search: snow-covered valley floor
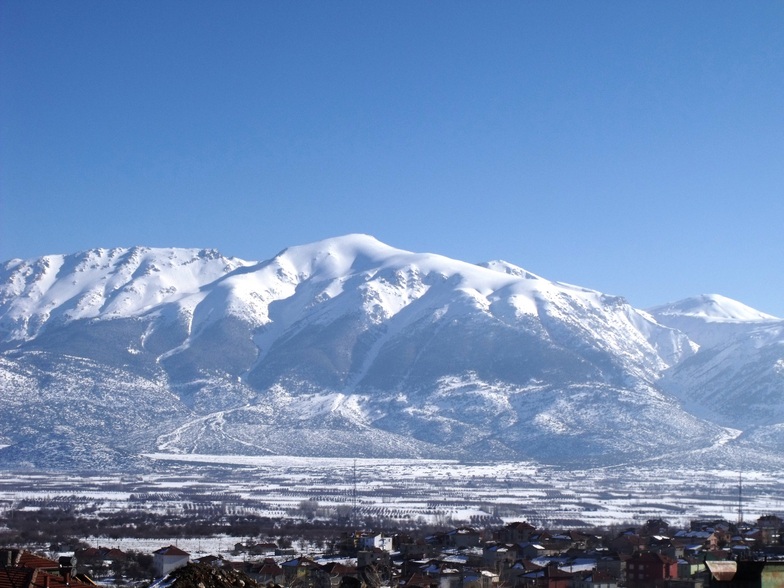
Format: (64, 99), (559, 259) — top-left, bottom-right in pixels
(1, 455), (781, 552)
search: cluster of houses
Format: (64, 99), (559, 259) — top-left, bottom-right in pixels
(0, 549), (94, 588)
(2, 515), (783, 588)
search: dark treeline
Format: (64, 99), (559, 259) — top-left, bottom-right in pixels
(0, 504), (456, 553)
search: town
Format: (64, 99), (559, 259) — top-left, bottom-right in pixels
(2, 511), (783, 588)
(2, 459), (783, 588)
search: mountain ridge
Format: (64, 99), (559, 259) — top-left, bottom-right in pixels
(1, 235), (782, 471)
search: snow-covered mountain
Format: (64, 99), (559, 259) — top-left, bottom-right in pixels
(649, 294), (779, 349)
(650, 295), (784, 443)
(0, 235), (781, 470)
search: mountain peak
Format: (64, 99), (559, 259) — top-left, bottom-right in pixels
(649, 293), (779, 323)
(269, 234), (413, 281)
(278, 234), (408, 259)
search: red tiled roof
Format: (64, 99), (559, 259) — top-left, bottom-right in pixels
(153, 545), (190, 557)
(30, 570), (92, 588)
(15, 555), (58, 571)
(543, 564), (573, 578)
(321, 562), (356, 576)
(104, 549), (126, 560)
(508, 522), (535, 530)
(0, 567), (92, 588)
(76, 547), (125, 561)
(255, 561), (283, 576)
(75, 549), (99, 559)
(0, 567), (35, 588)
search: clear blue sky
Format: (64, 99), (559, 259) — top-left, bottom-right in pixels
(2, 1), (783, 316)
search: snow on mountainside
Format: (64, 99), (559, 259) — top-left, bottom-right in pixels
(649, 294), (784, 451)
(649, 294), (780, 348)
(0, 235), (781, 470)
(651, 293), (778, 323)
(0, 246), (252, 342)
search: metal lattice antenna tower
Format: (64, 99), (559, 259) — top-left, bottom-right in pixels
(352, 458), (358, 527)
(738, 471), (744, 525)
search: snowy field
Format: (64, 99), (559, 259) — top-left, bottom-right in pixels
(1, 455), (782, 542)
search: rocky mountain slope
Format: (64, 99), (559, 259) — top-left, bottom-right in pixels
(0, 235), (781, 470)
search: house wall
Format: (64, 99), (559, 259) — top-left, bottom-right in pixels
(627, 554), (677, 588)
(678, 562), (706, 578)
(439, 574), (461, 588)
(574, 579), (618, 588)
(450, 533), (480, 549)
(359, 534), (394, 552)
(154, 554), (189, 576)
(761, 564), (784, 588)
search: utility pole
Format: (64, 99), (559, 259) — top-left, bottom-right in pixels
(352, 458), (358, 528)
(737, 471), (743, 525)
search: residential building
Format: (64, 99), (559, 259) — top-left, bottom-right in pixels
(626, 551), (678, 588)
(152, 545), (190, 577)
